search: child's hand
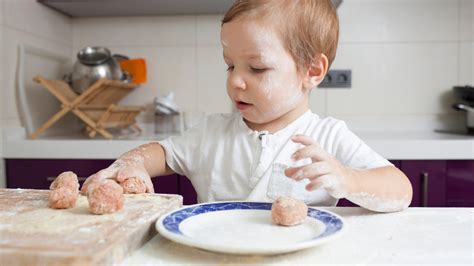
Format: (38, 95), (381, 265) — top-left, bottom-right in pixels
(284, 134), (356, 199)
(81, 160), (154, 193)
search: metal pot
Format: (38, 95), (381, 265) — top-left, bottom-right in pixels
(453, 85), (474, 103)
(452, 103), (474, 134)
(66, 47), (126, 94)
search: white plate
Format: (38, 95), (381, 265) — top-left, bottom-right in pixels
(156, 201), (345, 255)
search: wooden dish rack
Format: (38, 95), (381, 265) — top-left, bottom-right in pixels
(31, 76), (145, 139)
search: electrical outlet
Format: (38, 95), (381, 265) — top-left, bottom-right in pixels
(318, 69), (351, 89)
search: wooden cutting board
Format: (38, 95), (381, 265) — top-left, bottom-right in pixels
(0, 188), (182, 266)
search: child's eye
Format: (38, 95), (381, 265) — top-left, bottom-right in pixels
(250, 67), (267, 73)
(226, 65), (234, 72)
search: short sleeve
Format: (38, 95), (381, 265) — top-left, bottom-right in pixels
(158, 120), (206, 177)
(331, 122), (392, 169)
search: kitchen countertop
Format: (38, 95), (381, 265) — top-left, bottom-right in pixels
(2, 127), (474, 159)
(120, 207), (473, 265)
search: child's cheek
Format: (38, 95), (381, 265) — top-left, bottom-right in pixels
(261, 74), (275, 100)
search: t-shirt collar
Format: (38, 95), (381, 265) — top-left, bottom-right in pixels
(237, 110), (316, 137)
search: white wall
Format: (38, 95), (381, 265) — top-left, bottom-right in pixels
(0, 0), (73, 187)
(1, 0), (73, 127)
(0, 0), (5, 188)
(73, 15), (231, 126)
(0, 0), (471, 131)
(0, 0), (471, 187)
(328, 0), (473, 131)
(71, 0), (474, 132)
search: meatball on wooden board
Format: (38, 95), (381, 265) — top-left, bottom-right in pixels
(0, 189), (182, 266)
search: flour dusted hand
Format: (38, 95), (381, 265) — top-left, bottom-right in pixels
(271, 196), (308, 226)
(285, 134), (356, 199)
(81, 151), (154, 194)
(87, 180), (124, 214)
(48, 171), (80, 209)
(120, 177), (147, 194)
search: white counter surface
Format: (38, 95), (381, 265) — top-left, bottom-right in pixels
(120, 207), (473, 265)
(2, 128), (474, 159)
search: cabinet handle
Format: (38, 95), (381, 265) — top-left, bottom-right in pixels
(420, 172), (429, 207)
(46, 176), (88, 182)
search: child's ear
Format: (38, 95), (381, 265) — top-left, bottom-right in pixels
(303, 54), (329, 90)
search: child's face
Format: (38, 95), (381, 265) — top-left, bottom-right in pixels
(221, 18), (309, 127)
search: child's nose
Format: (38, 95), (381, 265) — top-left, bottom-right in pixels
(227, 72), (247, 91)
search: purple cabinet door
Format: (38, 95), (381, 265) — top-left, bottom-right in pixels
(6, 159), (180, 195)
(337, 160), (401, 207)
(400, 160), (446, 207)
(6, 159), (113, 189)
(446, 160), (474, 207)
(151, 174), (179, 194)
(178, 175), (197, 205)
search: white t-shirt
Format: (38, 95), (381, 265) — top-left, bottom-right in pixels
(159, 110), (391, 206)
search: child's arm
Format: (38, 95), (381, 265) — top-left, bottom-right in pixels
(285, 135), (413, 212)
(81, 142), (173, 193)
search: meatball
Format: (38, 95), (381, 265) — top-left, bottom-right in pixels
(120, 177), (147, 194)
(87, 180), (124, 214)
(271, 196), (308, 226)
(48, 171), (80, 209)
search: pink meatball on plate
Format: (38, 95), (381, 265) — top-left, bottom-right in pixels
(271, 196), (308, 226)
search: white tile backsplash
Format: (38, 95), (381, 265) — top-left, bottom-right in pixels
(0, 1), (4, 25)
(460, 0), (474, 41)
(0, 129), (4, 188)
(73, 16), (196, 48)
(196, 45), (231, 114)
(110, 45), (198, 113)
(339, 0), (459, 43)
(3, 0), (72, 45)
(1, 0), (473, 133)
(0, 25), (3, 122)
(459, 42), (474, 84)
(196, 15), (222, 45)
(310, 89), (327, 117)
(328, 42), (458, 116)
(333, 114), (465, 132)
(2, 27), (72, 124)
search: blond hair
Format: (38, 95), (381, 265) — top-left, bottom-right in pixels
(222, 0), (339, 70)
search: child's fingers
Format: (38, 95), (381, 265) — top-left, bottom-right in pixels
(143, 177), (155, 193)
(81, 174), (96, 193)
(305, 177), (323, 191)
(291, 134), (316, 146)
(81, 168), (116, 193)
(305, 174), (335, 191)
(117, 167), (155, 193)
(284, 165), (303, 177)
(287, 162), (331, 181)
(116, 167), (145, 183)
(291, 144), (330, 162)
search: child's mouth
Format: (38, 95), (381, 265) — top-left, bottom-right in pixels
(236, 101), (252, 110)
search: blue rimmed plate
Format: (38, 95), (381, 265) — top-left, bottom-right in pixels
(156, 202), (345, 255)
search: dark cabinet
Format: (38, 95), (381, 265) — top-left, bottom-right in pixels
(446, 160), (474, 207)
(5, 159), (474, 207)
(150, 174), (179, 194)
(401, 160), (447, 207)
(5, 159), (181, 196)
(338, 160), (474, 208)
(179, 175), (197, 205)
(6, 159), (114, 189)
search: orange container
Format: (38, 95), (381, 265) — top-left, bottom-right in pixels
(120, 58), (147, 84)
